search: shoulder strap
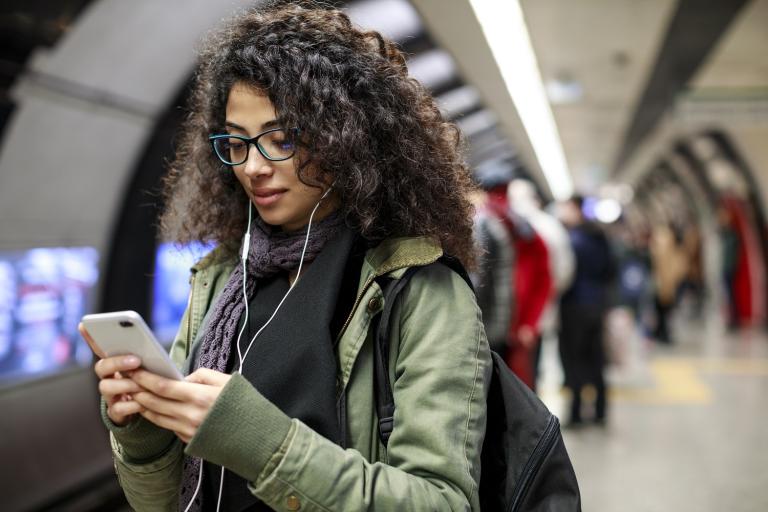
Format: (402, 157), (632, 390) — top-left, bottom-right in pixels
(372, 256), (473, 446)
(436, 254), (474, 292)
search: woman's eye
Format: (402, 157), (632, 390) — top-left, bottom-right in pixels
(222, 139), (247, 153)
(274, 139), (292, 149)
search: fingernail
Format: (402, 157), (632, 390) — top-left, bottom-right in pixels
(123, 356), (139, 366)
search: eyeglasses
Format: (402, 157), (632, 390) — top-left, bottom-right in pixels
(208, 127), (298, 165)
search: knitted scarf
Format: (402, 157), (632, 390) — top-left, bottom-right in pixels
(179, 211), (344, 511)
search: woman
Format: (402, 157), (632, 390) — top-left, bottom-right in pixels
(84, 2), (490, 510)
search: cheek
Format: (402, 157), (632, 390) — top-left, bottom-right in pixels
(295, 182), (325, 205)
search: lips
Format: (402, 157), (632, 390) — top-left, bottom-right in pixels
(251, 187), (287, 207)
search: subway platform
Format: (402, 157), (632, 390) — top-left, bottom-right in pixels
(536, 307), (768, 512)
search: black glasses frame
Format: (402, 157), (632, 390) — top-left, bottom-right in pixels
(208, 127), (299, 165)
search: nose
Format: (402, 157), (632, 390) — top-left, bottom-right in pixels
(242, 143), (273, 178)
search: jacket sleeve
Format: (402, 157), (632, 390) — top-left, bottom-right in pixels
(184, 264), (492, 511)
(109, 430), (184, 511)
(102, 301), (194, 511)
(103, 253), (238, 511)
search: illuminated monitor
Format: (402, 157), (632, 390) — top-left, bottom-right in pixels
(152, 241), (215, 344)
(0, 247), (99, 385)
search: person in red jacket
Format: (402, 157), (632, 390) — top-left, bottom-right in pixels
(486, 185), (553, 389)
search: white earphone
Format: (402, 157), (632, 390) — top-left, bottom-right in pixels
(184, 182), (335, 512)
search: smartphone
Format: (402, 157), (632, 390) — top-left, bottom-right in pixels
(81, 310), (183, 380)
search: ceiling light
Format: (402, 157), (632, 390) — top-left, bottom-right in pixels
(436, 85), (481, 118)
(407, 49), (457, 90)
(594, 198), (622, 224)
(345, 0), (422, 42)
(455, 109), (497, 137)
(545, 77), (584, 105)
(468, 0), (574, 200)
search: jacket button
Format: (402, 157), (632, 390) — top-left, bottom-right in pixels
(367, 297), (382, 313)
(286, 495), (301, 510)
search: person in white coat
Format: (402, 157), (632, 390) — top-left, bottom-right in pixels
(508, 180), (574, 388)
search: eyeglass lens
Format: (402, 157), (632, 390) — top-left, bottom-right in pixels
(213, 129), (295, 164)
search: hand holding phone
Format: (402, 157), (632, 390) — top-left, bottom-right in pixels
(80, 310), (183, 380)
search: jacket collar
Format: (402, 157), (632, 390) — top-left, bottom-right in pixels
(362, 237), (443, 281)
(190, 236), (443, 278)
(190, 245), (236, 274)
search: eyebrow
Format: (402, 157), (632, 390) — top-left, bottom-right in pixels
(225, 119), (280, 132)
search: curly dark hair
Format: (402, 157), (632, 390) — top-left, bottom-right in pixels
(160, 0), (477, 267)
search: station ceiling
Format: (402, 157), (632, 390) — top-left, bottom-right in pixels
(0, 0), (766, 254)
(414, 0), (765, 196)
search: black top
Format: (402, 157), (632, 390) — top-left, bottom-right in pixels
(201, 230), (366, 511)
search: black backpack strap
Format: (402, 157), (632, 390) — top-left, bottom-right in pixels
(437, 254), (474, 293)
(373, 256), (473, 447)
(373, 266), (420, 446)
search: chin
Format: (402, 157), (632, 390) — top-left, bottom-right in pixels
(252, 207), (277, 226)
(257, 215), (283, 228)
(256, 212), (299, 231)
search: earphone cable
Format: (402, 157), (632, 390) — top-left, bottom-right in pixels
(237, 189), (329, 370)
(182, 458), (205, 512)
(235, 202), (254, 368)
(184, 201), (252, 512)
(216, 466), (225, 512)
(185, 187), (332, 511)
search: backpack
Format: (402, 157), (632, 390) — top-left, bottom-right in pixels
(372, 257), (581, 511)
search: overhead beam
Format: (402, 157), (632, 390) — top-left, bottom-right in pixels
(410, 0), (552, 199)
(613, 0), (750, 173)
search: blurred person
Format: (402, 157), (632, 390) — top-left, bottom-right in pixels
(718, 205), (741, 329)
(649, 223), (687, 343)
(486, 180), (552, 390)
(612, 222), (653, 333)
(601, 220), (652, 368)
(558, 196), (615, 426)
(470, 186), (514, 356)
(508, 179), (574, 388)
(80, 3), (491, 510)
(681, 223), (705, 319)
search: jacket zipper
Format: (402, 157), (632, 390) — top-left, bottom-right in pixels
(337, 275), (376, 342)
(508, 415), (560, 512)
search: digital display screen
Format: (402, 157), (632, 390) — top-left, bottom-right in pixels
(152, 242), (215, 344)
(0, 247), (99, 384)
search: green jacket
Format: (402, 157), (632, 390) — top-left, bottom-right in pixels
(106, 237), (491, 511)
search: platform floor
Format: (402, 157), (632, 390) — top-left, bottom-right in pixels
(537, 307), (768, 512)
